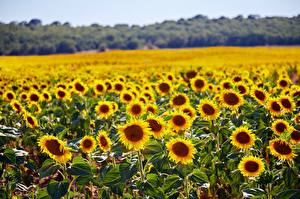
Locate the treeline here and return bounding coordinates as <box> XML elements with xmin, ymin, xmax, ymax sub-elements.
<box><xmin>0</xmin><ymin>15</ymin><xmax>300</xmax><ymax>55</ymax></box>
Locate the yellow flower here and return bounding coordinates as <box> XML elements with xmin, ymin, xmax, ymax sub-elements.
<box><xmin>169</xmin><ymin>111</ymin><xmax>191</xmax><ymax>132</ymax></box>
<box><xmin>23</xmin><ymin>112</ymin><xmax>38</xmax><ymax>128</ymax></box>
<box><xmin>220</xmin><ymin>90</ymin><xmax>244</xmax><ymax>110</ymax></box>
<box><xmin>120</xmin><ymin>91</ymin><xmax>135</xmax><ymax>104</ymax></box>
<box><xmin>238</xmin><ymin>156</ymin><xmax>265</xmax><ymax>177</ymax></box>
<box><xmin>290</xmin><ymin>129</ymin><xmax>300</xmax><ymax>144</ymax></box>
<box><xmin>266</xmin><ymin>98</ymin><xmax>283</xmax><ymax>117</ymax></box>
<box><xmin>190</xmin><ymin>76</ymin><xmax>206</xmax><ymax>92</ymax></box>
<box><xmin>3</xmin><ymin>90</ymin><xmax>16</xmax><ymax>102</ymax></box>
<box><xmin>73</xmin><ymin>79</ymin><xmax>87</xmax><ymax>95</ymax></box>
<box><xmin>166</xmin><ymin>138</ymin><xmax>195</xmax><ymax>165</ymax></box>
<box><xmin>230</xmin><ymin>126</ymin><xmax>255</xmax><ymax>150</ymax></box>
<box><xmin>118</xmin><ymin>119</ymin><xmax>150</xmax><ymax>150</ymax></box>
<box><xmin>271</xmin><ymin>119</ymin><xmax>291</xmax><ymax>136</ymax></box>
<box><xmin>279</xmin><ymin>95</ymin><xmax>295</xmax><ymax>113</ymax></box>
<box><xmin>198</xmin><ymin>99</ymin><xmax>219</xmax><ymax>121</ymax></box>
<box><xmin>79</xmin><ymin>135</ymin><xmax>97</xmax><ymax>154</ymax></box>
<box><xmin>180</xmin><ymin>105</ymin><xmax>196</xmax><ymax>121</ymax></box>
<box><xmin>126</xmin><ymin>101</ymin><xmax>145</xmax><ymax>118</ymax></box>
<box><xmin>97</xmin><ymin>131</ymin><xmax>112</xmax><ymax>152</ymax></box>
<box><xmin>269</xmin><ymin>139</ymin><xmax>295</xmax><ymax>160</ymax></box>
<box><xmin>10</xmin><ymin>100</ymin><xmax>24</xmax><ymax>113</ymax></box>
<box><xmin>95</xmin><ymin>101</ymin><xmax>114</xmax><ymax>119</ymax></box>
<box><xmin>38</xmin><ymin>135</ymin><xmax>72</xmax><ymax>164</ymax></box>
<box><xmin>146</xmin><ymin>115</ymin><xmax>166</xmax><ymax>139</ymax></box>
<box><xmin>251</xmin><ymin>87</ymin><xmax>268</xmax><ymax>105</ymax></box>
<box><xmin>156</xmin><ymin>80</ymin><xmax>172</xmax><ymax>96</ymax></box>
<box><xmin>170</xmin><ymin>93</ymin><xmax>189</xmax><ymax>108</ymax></box>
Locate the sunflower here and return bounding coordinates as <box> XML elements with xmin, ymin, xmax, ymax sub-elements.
<box><xmin>269</xmin><ymin>139</ymin><xmax>295</xmax><ymax>160</ymax></box>
<box><xmin>198</xmin><ymin>99</ymin><xmax>220</xmax><ymax>121</ymax></box>
<box><xmin>28</xmin><ymin>91</ymin><xmax>40</xmax><ymax>103</ymax></box>
<box><xmin>20</xmin><ymin>92</ymin><xmax>28</xmax><ymax>101</ymax></box>
<box><xmin>29</xmin><ymin>102</ymin><xmax>42</xmax><ymax>114</ymax></box>
<box><xmin>220</xmin><ymin>90</ymin><xmax>244</xmax><ymax>110</ymax></box>
<box><xmin>118</xmin><ymin>120</ymin><xmax>150</xmax><ymax>150</ymax></box>
<box><xmin>220</xmin><ymin>79</ymin><xmax>232</xmax><ymax>90</ymax></box>
<box><xmin>3</xmin><ymin>91</ymin><xmax>16</xmax><ymax>102</ymax></box>
<box><xmin>79</xmin><ymin>135</ymin><xmax>97</xmax><ymax>154</ymax></box>
<box><xmin>180</xmin><ymin>105</ymin><xmax>196</xmax><ymax>120</ymax></box>
<box><xmin>279</xmin><ymin>96</ymin><xmax>295</xmax><ymax>113</ymax></box>
<box><xmin>238</xmin><ymin>156</ymin><xmax>265</xmax><ymax>177</ymax></box>
<box><xmin>10</xmin><ymin>100</ymin><xmax>24</xmax><ymax>113</ymax></box>
<box><xmin>236</xmin><ymin>83</ymin><xmax>248</xmax><ymax>96</ymax></box>
<box><xmin>38</xmin><ymin>135</ymin><xmax>72</xmax><ymax>164</ymax></box>
<box><xmin>266</xmin><ymin>98</ymin><xmax>283</xmax><ymax>117</ymax></box>
<box><xmin>113</xmin><ymin>81</ymin><xmax>125</xmax><ymax>93</ymax></box>
<box><xmin>294</xmin><ymin>113</ymin><xmax>300</xmax><ymax>124</ymax></box>
<box><xmin>169</xmin><ymin>111</ymin><xmax>191</xmax><ymax>132</ymax></box>
<box><xmin>251</xmin><ymin>87</ymin><xmax>268</xmax><ymax>105</ymax></box>
<box><xmin>146</xmin><ymin>116</ymin><xmax>166</xmax><ymax>138</ymax></box>
<box><xmin>190</xmin><ymin>77</ymin><xmax>206</xmax><ymax>92</ymax></box>
<box><xmin>73</xmin><ymin>80</ymin><xmax>87</xmax><ymax>95</ymax></box>
<box><xmin>271</xmin><ymin>119</ymin><xmax>291</xmax><ymax>136</ymax></box>
<box><xmin>170</xmin><ymin>93</ymin><xmax>189</xmax><ymax>108</ymax></box>
<box><xmin>166</xmin><ymin>138</ymin><xmax>195</xmax><ymax>165</ymax></box>
<box><xmin>105</xmin><ymin>80</ymin><xmax>113</xmax><ymax>92</ymax></box>
<box><xmin>120</xmin><ymin>91</ymin><xmax>134</xmax><ymax>104</ymax></box>
<box><xmin>23</xmin><ymin>112</ymin><xmax>38</xmax><ymax>128</ymax></box>
<box><xmin>55</xmin><ymin>88</ymin><xmax>70</xmax><ymax>100</ymax></box>
<box><xmin>95</xmin><ymin>101</ymin><xmax>114</xmax><ymax>119</ymax></box>
<box><xmin>156</xmin><ymin>81</ymin><xmax>172</xmax><ymax>96</ymax></box>
<box><xmin>94</xmin><ymin>80</ymin><xmax>106</xmax><ymax>95</ymax></box>
<box><xmin>277</xmin><ymin>77</ymin><xmax>291</xmax><ymax>89</ymax></box>
<box><xmin>97</xmin><ymin>131</ymin><xmax>112</xmax><ymax>152</ymax></box>
<box><xmin>111</xmin><ymin>101</ymin><xmax>119</xmax><ymax>112</ymax></box>
<box><xmin>142</xmin><ymin>91</ymin><xmax>155</xmax><ymax>102</ymax></box>
<box><xmin>145</xmin><ymin>104</ymin><xmax>158</xmax><ymax>114</ymax></box>
<box><xmin>42</xmin><ymin>91</ymin><xmax>52</xmax><ymax>102</ymax></box>
<box><xmin>126</xmin><ymin>101</ymin><xmax>145</xmax><ymax>118</ymax></box>
<box><xmin>291</xmin><ymin>129</ymin><xmax>300</xmax><ymax>144</ymax></box>
<box><xmin>230</xmin><ymin>126</ymin><xmax>255</xmax><ymax>149</ymax></box>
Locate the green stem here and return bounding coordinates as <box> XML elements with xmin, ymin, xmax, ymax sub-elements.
<box><xmin>184</xmin><ymin>175</ymin><xmax>190</xmax><ymax>199</ymax></box>
<box><xmin>137</xmin><ymin>150</ymin><xmax>145</xmax><ymax>182</ymax></box>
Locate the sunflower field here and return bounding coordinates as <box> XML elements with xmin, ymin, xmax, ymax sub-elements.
<box><xmin>0</xmin><ymin>47</ymin><xmax>300</xmax><ymax>199</ymax></box>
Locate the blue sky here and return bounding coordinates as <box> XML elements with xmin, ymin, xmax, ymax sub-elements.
<box><xmin>0</xmin><ymin>0</ymin><xmax>299</xmax><ymax>26</ymax></box>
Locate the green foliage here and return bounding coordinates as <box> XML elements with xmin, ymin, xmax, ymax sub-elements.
<box><xmin>1</xmin><ymin>15</ymin><xmax>300</xmax><ymax>55</ymax></box>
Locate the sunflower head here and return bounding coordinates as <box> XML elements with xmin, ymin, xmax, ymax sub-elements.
<box><xmin>271</xmin><ymin>119</ymin><xmax>291</xmax><ymax>136</ymax></box>
<box><xmin>277</xmin><ymin>78</ymin><xmax>291</xmax><ymax>89</ymax></box>
<box><xmin>95</xmin><ymin>101</ymin><xmax>114</xmax><ymax>119</ymax></box>
<box><xmin>113</xmin><ymin>81</ymin><xmax>125</xmax><ymax>93</ymax></box>
<box><xmin>198</xmin><ymin>99</ymin><xmax>219</xmax><ymax>121</ymax></box>
<box><xmin>118</xmin><ymin>120</ymin><xmax>150</xmax><ymax>150</ymax></box>
<box><xmin>42</xmin><ymin>91</ymin><xmax>52</xmax><ymax>102</ymax></box>
<box><xmin>190</xmin><ymin>77</ymin><xmax>206</xmax><ymax>92</ymax></box>
<box><xmin>73</xmin><ymin>80</ymin><xmax>87</xmax><ymax>95</ymax></box>
<box><xmin>28</xmin><ymin>91</ymin><xmax>40</xmax><ymax>103</ymax></box>
<box><xmin>55</xmin><ymin>88</ymin><xmax>70</xmax><ymax>100</ymax></box>
<box><xmin>126</xmin><ymin>101</ymin><xmax>145</xmax><ymax>118</ymax></box>
<box><xmin>291</xmin><ymin>129</ymin><xmax>300</xmax><ymax>144</ymax></box>
<box><xmin>166</xmin><ymin>138</ymin><xmax>196</xmax><ymax>165</ymax></box>
<box><xmin>220</xmin><ymin>90</ymin><xmax>244</xmax><ymax>110</ymax></box>
<box><xmin>23</xmin><ymin>112</ymin><xmax>38</xmax><ymax>128</ymax></box>
<box><xmin>279</xmin><ymin>96</ymin><xmax>295</xmax><ymax>113</ymax></box>
<box><xmin>251</xmin><ymin>87</ymin><xmax>268</xmax><ymax>105</ymax></box>
<box><xmin>94</xmin><ymin>80</ymin><xmax>106</xmax><ymax>95</ymax></box>
<box><xmin>238</xmin><ymin>156</ymin><xmax>265</xmax><ymax>177</ymax></box>
<box><xmin>146</xmin><ymin>115</ymin><xmax>166</xmax><ymax>139</ymax></box>
<box><xmin>120</xmin><ymin>91</ymin><xmax>134</xmax><ymax>104</ymax></box>
<box><xmin>97</xmin><ymin>131</ymin><xmax>112</xmax><ymax>152</ymax></box>
<box><xmin>169</xmin><ymin>111</ymin><xmax>191</xmax><ymax>132</ymax></box>
<box><xmin>79</xmin><ymin>135</ymin><xmax>97</xmax><ymax>154</ymax></box>
<box><xmin>230</xmin><ymin>126</ymin><xmax>255</xmax><ymax>150</ymax></box>
<box><xmin>156</xmin><ymin>81</ymin><xmax>172</xmax><ymax>96</ymax></box>
<box><xmin>236</xmin><ymin>83</ymin><xmax>248</xmax><ymax>96</ymax></box>
<box><xmin>170</xmin><ymin>93</ymin><xmax>189</xmax><ymax>108</ymax></box>
<box><xmin>10</xmin><ymin>100</ymin><xmax>24</xmax><ymax>113</ymax></box>
<box><xmin>3</xmin><ymin>91</ymin><xmax>16</xmax><ymax>102</ymax></box>
<box><xmin>266</xmin><ymin>98</ymin><xmax>283</xmax><ymax>117</ymax></box>
<box><xmin>269</xmin><ymin>139</ymin><xmax>295</xmax><ymax>160</ymax></box>
<box><xmin>146</xmin><ymin>104</ymin><xmax>158</xmax><ymax>115</ymax></box>
<box><xmin>38</xmin><ymin>135</ymin><xmax>72</xmax><ymax>164</ymax></box>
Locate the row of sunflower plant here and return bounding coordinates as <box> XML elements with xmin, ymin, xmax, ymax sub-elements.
<box><xmin>0</xmin><ymin>65</ymin><xmax>300</xmax><ymax>199</ymax></box>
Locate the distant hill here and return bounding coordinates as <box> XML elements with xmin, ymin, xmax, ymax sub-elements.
<box><xmin>0</xmin><ymin>14</ymin><xmax>300</xmax><ymax>55</ymax></box>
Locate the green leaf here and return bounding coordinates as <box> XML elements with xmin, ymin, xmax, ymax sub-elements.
<box><xmin>102</xmin><ymin>165</ymin><xmax>121</xmax><ymax>185</ymax></box>
<box><xmin>242</xmin><ymin>188</ymin><xmax>266</xmax><ymax>198</ymax></box>
<box><xmin>189</xmin><ymin>169</ymin><xmax>209</xmax><ymax>185</ymax></box>
<box><xmin>67</xmin><ymin>156</ymin><xmax>92</xmax><ymax>176</ymax></box>
<box><xmin>276</xmin><ymin>189</ymin><xmax>300</xmax><ymax>199</ymax></box>
<box><xmin>3</xmin><ymin>148</ymin><xmax>16</xmax><ymax>164</ymax></box>
<box><xmin>119</xmin><ymin>161</ymin><xmax>138</xmax><ymax>182</ymax></box>
<box><xmin>47</xmin><ymin>180</ymin><xmax>69</xmax><ymax>199</ymax></box>
<box><xmin>39</xmin><ymin>159</ymin><xmax>60</xmax><ymax>178</ymax></box>
<box><xmin>163</xmin><ymin>174</ymin><xmax>182</xmax><ymax>193</ymax></box>
<box><xmin>146</xmin><ymin>173</ymin><xmax>160</xmax><ymax>187</ymax></box>
<box><xmin>37</xmin><ymin>188</ymin><xmax>51</xmax><ymax>199</ymax></box>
